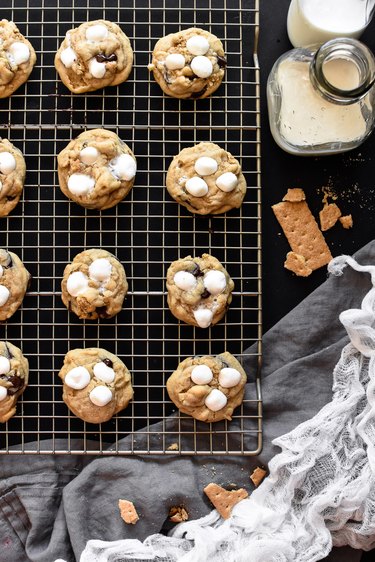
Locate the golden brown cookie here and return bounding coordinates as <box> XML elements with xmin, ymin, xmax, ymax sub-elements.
<box><xmin>58</xmin><ymin>347</ymin><xmax>133</xmax><ymax>424</ymax></box>
<box><xmin>166</xmin><ymin>253</ymin><xmax>234</xmax><ymax>328</ymax></box>
<box><xmin>57</xmin><ymin>129</ymin><xmax>136</xmax><ymax>210</ymax></box>
<box><xmin>0</xmin><ymin>19</ymin><xmax>36</xmax><ymax>98</ymax></box>
<box><xmin>61</xmin><ymin>248</ymin><xmax>128</xmax><ymax>320</ymax></box>
<box><xmin>55</xmin><ymin>20</ymin><xmax>133</xmax><ymax>94</ymax></box>
<box><xmin>0</xmin><ymin>249</ymin><xmax>30</xmax><ymax>322</ymax></box>
<box><xmin>166</xmin><ymin>142</ymin><xmax>246</xmax><ymax>215</ymax></box>
<box><xmin>149</xmin><ymin>27</ymin><xmax>226</xmax><ymax>99</ymax></box>
<box><xmin>166</xmin><ymin>352</ymin><xmax>247</xmax><ymax>423</ymax></box>
<box><xmin>0</xmin><ymin>341</ymin><xmax>29</xmax><ymax>423</ymax></box>
<box><xmin>0</xmin><ymin>138</ymin><xmax>26</xmax><ymax>217</ymax></box>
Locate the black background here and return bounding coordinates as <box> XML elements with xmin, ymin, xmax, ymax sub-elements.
<box><xmin>260</xmin><ymin>0</ymin><xmax>375</xmax><ymax>334</ymax></box>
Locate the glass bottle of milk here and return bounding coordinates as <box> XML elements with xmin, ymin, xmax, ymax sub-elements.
<box><xmin>267</xmin><ymin>38</ymin><xmax>375</xmax><ymax>155</ymax></box>
<box><xmin>287</xmin><ymin>0</ymin><xmax>375</xmax><ymax>48</ymax></box>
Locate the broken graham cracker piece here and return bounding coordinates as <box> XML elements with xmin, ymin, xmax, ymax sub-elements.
<box><xmin>203</xmin><ymin>483</ymin><xmax>248</xmax><ymax>519</ymax></box>
<box><xmin>250</xmin><ymin>467</ymin><xmax>267</xmax><ymax>487</ymax></box>
<box><xmin>169</xmin><ymin>506</ymin><xmax>189</xmax><ymax>523</ymax></box>
<box><xmin>284</xmin><ymin>252</ymin><xmax>312</xmax><ymax>278</ymax></box>
<box><xmin>339</xmin><ymin>214</ymin><xmax>353</xmax><ymax>229</ymax></box>
<box><xmin>272</xmin><ymin>191</ymin><xmax>332</xmax><ymax>275</ymax></box>
<box><xmin>282</xmin><ymin>188</ymin><xmax>306</xmax><ymax>202</ymax></box>
<box><xmin>319</xmin><ymin>203</ymin><xmax>342</xmax><ymax>231</ymax></box>
<box><xmin>118</xmin><ymin>499</ymin><xmax>139</xmax><ymax>525</ymax></box>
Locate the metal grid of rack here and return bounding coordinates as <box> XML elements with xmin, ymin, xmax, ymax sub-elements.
<box><xmin>0</xmin><ymin>0</ymin><xmax>261</xmax><ymax>455</ymax></box>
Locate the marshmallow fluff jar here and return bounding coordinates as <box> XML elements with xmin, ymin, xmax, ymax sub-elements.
<box><xmin>267</xmin><ymin>38</ymin><xmax>375</xmax><ymax>155</ymax></box>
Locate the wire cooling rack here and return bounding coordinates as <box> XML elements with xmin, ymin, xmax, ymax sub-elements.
<box><xmin>0</xmin><ymin>0</ymin><xmax>261</xmax><ymax>455</ymax></box>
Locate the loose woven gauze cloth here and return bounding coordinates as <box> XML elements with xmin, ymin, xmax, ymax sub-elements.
<box><xmin>79</xmin><ymin>254</ymin><xmax>375</xmax><ymax>562</ymax></box>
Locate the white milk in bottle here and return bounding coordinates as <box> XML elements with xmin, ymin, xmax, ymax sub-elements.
<box><xmin>287</xmin><ymin>0</ymin><xmax>374</xmax><ymax>48</ymax></box>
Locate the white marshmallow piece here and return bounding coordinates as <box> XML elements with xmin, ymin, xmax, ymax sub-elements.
<box><xmin>66</xmin><ymin>271</ymin><xmax>89</xmax><ymax>297</ymax></box>
<box><xmin>80</xmin><ymin>146</ymin><xmax>99</xmax><ymax>165</ymax></box>
<box><xmin>0</xmin><ymin>356</ymin><xmax>11</xmax><ymax>375</ymax></box>
<box><xmin>89</xmin><ymin>385</ymin><xmax>113</xmax><ymax>407</ymax></box>
<box><xmin>89</xmin><ymin>58</ymin><xmax>106</xmax><ymax>79</ymax></box>
<box><xmin>165</xmin><ymin>53</ymin><xmax>185</xmax><ymax>70</ymax></box>
<box><xmin>186</xmin><ymin>35</ymin><xmax>210</xmax><ymax>56</ymax></box>
<box><xmin>185</xmin><ymin>177</ymin><xmax>208</xmax><ymax>197</ymax></box>
<box><xmin>205</xmin><ymin>388</ymin><xmax>227</xmax><ymax>412</ymax></box>
<box><xmin>60</xmin><ymin>47</ymin><xmax>77</xmax><ymax>68</ymax></box>
<box><xmin>89</xmin><ymin>258</ymin><xmax>112</xmax><ymax>283</ymax></box>
<box><xmin>173</xmin><ymin>270</ymin><xmax>197</xmax><ymax>291</ymax></box>
<box><xmin>67</xmin><ymin>173</ymin><xmax>95</xmax><ymax>196</ymax></box>
<box><xmin>193</xmin><ymin>307</ymin><xmax>213</xmax><ymax>328</ymax></box>
<box><xmin>191</xmin><ymin>364</ymin><xmax>213</xmax><ymax>385</ymax></box>
<box><xmin>219</xmin><ymin>367</ymin><xmax>242</xmax><ymax>388</ymax></box>
<box><xmin>65</xmin><ymin>366</ymin><xmax>91</xmax><ymax>390</ymax></box>
<box><xmin>93</xmin><ymin>362</ymin><xmax>115</xmax><ymax>384</ymax></box>
<box><xmin>194</xmin><ymin>156</ymin><xmax>218</xmax><ymax>176</ymax></box>
<box><xmin>85</xmin><ymin>24</ymin><xmax>109</xmax><ymax>42</ymax></box>
<box><xmin>190</xmin><ymin>56</ymin><xmax>213</xmax><ymax>78</ymax></box>
<box><xmin>7</xmin><ymin>41</ymin><xmax>30</xmax><ymax>65</ymax></box>
<box><xmin>0</xmin><ymin>152</ymin><xmax>16</xmax><ymax>175</ymax></box>
<box><xmin>216</xmin><ymin>172</ymin><xmax>238</xmax><ymax>193</ymax></box>
<box><xmin>109</xmin><ymin>154</ymin><xmax>136</xmax><ymax>181</ymax></box>
<box><xmin>0</xmin><ymin>285</ymin><xmax>10</xmax><ymax>306</ymax></box>
<box><xmin>0</xmin><ymin>265</ymin><xmax>3</xmax><ymax>278</ymax></box>
<box><xmin>203</xmin><ymin>270</ymin><xmax>226</xmax><ymax>296</ymax></box>
<box><xmin>0</xmin><ymin>386</ymin><xmax>7</xmax><ymax>402</ymax></box>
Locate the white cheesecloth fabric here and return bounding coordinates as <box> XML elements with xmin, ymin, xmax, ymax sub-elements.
<box><xmin>79</xmin><ymin>255</ymin><xmax>375</xmax><ymax>562</ymax></box>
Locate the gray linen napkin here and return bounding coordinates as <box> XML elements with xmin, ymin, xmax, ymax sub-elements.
<box><xmin>2</xmin><ymin>241</ymin><xmax>375</xmax><ymax>562</ymax></box>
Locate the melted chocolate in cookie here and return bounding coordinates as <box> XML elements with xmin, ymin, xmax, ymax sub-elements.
<box><xmin>95</xmin><ymin>53</ymin><xmax>117</xmax><ymax>63</ymax></box>
<box><xmin>103</xmin><ymin>358</ymin><xmax>113</xmax><ymax>368</ymax></box>
<box><xmin>217</xmin><ymin>55</ymin><xmax>227</xmax><ymax>68</ymax></box>
<box><xmin>201</xmin><ymin>288</ymin><xmax>211</xmax><ymax>299</ymax></box>
<box><xmin>0</xmin><ymin>372</ymin><xmax>24</xmax><ymax>395</ymax></box>
<box><xmin>191</xmin><ymin>263</ymin><xmax>204</xmax><ymax>277</ymax></box>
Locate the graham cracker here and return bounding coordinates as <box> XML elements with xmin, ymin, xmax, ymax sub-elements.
<box><xmin>118</xmin><ymin>499</ymin><xmax>139</xmax><ymax>525</ymax></box>
<box><xmin>319</xmin><ymin>203</ymin><xmax>342</xmax><ymax>231</ymax></box>
<box><xmin>284</xmin><ymin>252</ymin><xmax>312</xmax><ymax>277</ymax></box>
<box><xmin>339</xmin><ymin>214</ymin><xmax>353</xmax><ymax>229</ymax></box>
<box><xmin>282</xmin><ymin>188</ymin><xmax>306</xmax><ymax>202</ymax></box>
<box><xmin>272</xmin><ymin>197</ymin><xmax>332</xmax><ymax>273</ymax></box>
<box><xmin>250</xmin><ymin>466</ymin><xmax>267</xmax><ymax>487</ymax></box>
<box><xmin>203</xmin><ymin>483</ymin><xmax>248</xmax><ymax>519</ymax></box>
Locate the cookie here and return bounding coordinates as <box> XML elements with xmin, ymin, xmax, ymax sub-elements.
<box><xmin>149</xmin><ymin>27</ymin><xmax>226</xmax><ymax>99</ymax></box>
<box><xmin>61</xmin><ymin>248</ymin><xmax>128</xmax><ymax>320</ymax></box>
<box><xmin>58</xmin><ymin>347</ymin><xmax>133</xmax><ymax>424</ymax></box>
<box><xmin>57</xmin><ymin>129</ymin><xmax>136</xmax><ymax>210</ymax></box>
<box><xmin>166</xmin><ymin>351</ymin><xmax>247</xmax><ymax>423</ymax></box>
<box><xmin>0</xmin><ymin>341</ymin><xmax>29</xmax><ymax>423</ymax></box>
<box><xmin>166</xmin><ymin>142</ymin><xmax>246</xmax><ymax>215</ymax></box>
<box><xmin>166</xmin><ymin>253</ymin><xmax>234</xmax><ymax>328</ymax></box>
<box><xmin>0</xmin><ymin>138</ymin><xmax>26</xmax><ymax>217</ymax></box>
<box><xmin>55</xmin><ymin>19</ymin><xmax>133</xmax><ymax>94</ymax></box>
<box><xmin>0</xmin><ymin>19</ymin><xmax>37</xmax><ymax>98</ymax></box>
<box><xmin>0</xmin><ymin>249</ymin><xmax>30</xmax><ymax>322</ymax></box>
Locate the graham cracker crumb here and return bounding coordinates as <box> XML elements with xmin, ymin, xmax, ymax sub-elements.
<box><xmin>118</xmin><ymin>499</ymin><xmax>139</xmax><ymax>525</ymax></box>
<box><xmin>319</xmin><ymin>203</ymin><xmax>342</xmax><ymax>231</ymax></box>
<box><xmin>284</xmin><ymin>252</ymin><xmax>312</xmax><ymax>277</ymax></box>
<box><xmin>250</xmin><ymin>467</ymin><xmax>267</xmax><ymax>487</ymax></box>
<box><xmin>169</xmin><ymin>506</ymin><xmax>189</xmax><ymax>523</ymax></box>
<box><xmin>204</xmin><ymin>483</ymin><xmax>248</xmax><ymax>519</ymax></box>
<box><xmin>282</xmin><ymin>188</ymin><xmax>306</xmax><ymax>202</ymax></box>
<box><xmin>167</xmin><ymin>442</ymin><xmax>179</xmax><ymax>451</ymax></box>
<box><xmin>339</xmin><ymin>214</ymin><xmax>353</xmax><ymax>229</ymax></box>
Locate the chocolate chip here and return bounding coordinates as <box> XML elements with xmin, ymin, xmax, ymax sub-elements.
<box><xmin>103</xmin><ymin>358</ymin><xmax>113</xmax><ymax>368</ymax></box>
<box><xmin>190</xmin><ymin>86</ymin><xmax>208</xmax><ymax>99</ymax></box>
<box><xmin>201</xmin><ymin>289</ymin><xmax>211</xmax><ymax>299</ymax></box>
<box><xmin>95</xmin><ymin>53</ymin><xmax>117</xmax><ymax>63</ymax></box>
<box><xmin>96</xmin><ymin>306</ymin><xmax>109</xmax><ymax>318</ymax></box>
<box><xmin>5</xmin><ymin>374</ymin><xmax>24</xmax><ymax>395</ymax></box>
<box><xmin>217</xmin><ymin>55</ymin><xmax>227</xmax><ymax>68</ymax></box>
<box><xmin>191</xmin><ymin>263</ymin><xmax>203</xmax><ymax>277</ymax></box>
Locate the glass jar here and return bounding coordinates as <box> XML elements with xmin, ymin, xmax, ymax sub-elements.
<box><xmin>267</xmin><ymin>38</ymin><xmax>375</xmax><ymax>156</ymax></box>
<box><xmin>287</xmin><ymin>0</ymin><xmax>375</xmax><ymax>48</ymax></box>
